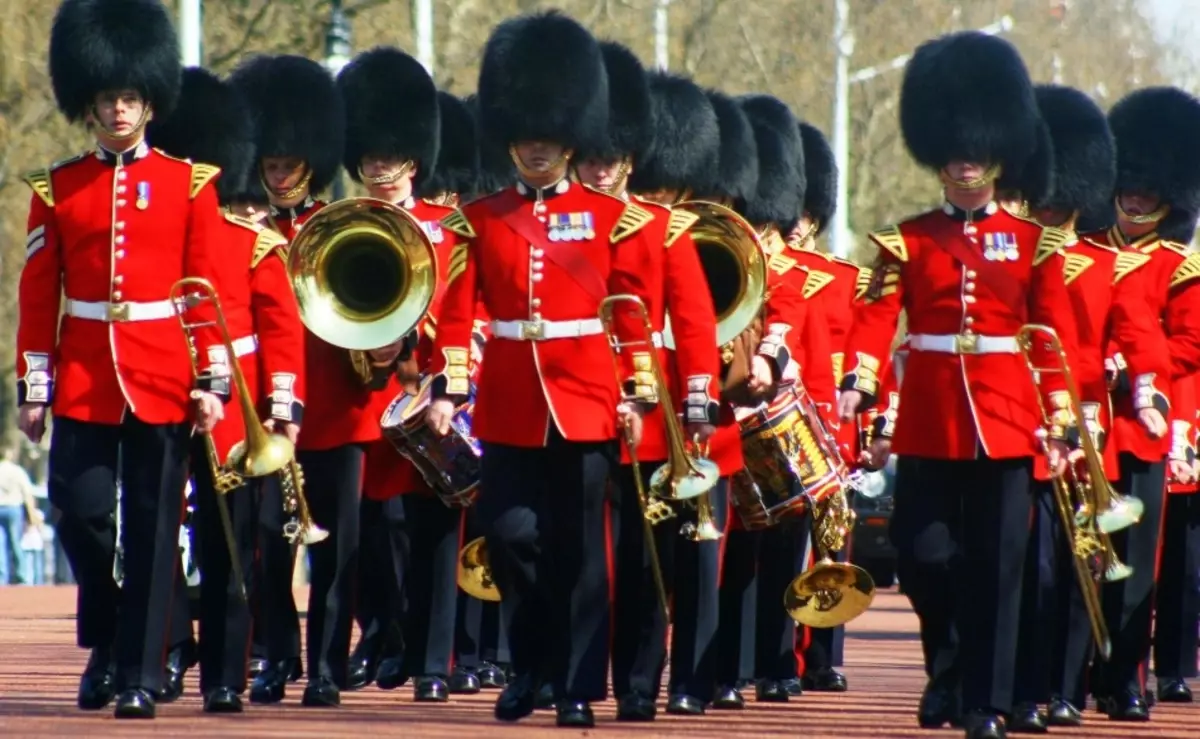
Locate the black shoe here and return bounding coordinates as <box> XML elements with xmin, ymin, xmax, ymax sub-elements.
<box><xmin>158</xmin><ymin>641</ymin><xmax>197</xmax><ymax>704</ymax></box>
<box><xmin>113</xmin><ymin>688</ymin><xmax>156</xmax><ymax>719</ymax></box>
<box><xmin>448</xmin><ymin>666</ymin><xmax>481</xmax><ymax>694</ymax></box>
<box><xmin>1046</xmin><ymin>697</ymin><xmax>1082</xmax><ymax>727</ymax></box>
<box><xmin>666</xmin><ymin>693</ymin><xmax>705</xmax><ymax>715</ymax></box>
<box><xmin>555</xmin><ymin>700</ymin><xmax>595</xmax><ymax>728</ymax></box>
<box><xmin>782</xmin><ymin>677</ymin><xmax>804</xmax><ymax>696</ymax></box>
<box><xmin>1104</xmin><ymin>689</ymin><xmax>1149</xmax><ymax>721</ymax></box>
<box><xmin>711</xmin><ymin>685</ymin><xmax>745</xmax><ymax>710</ymax></box>
<box><xmin>494</xmin><ymin>674</ymin><xmax>536</xmax><ymax>722</ymax></box>
<box><xmin>755</xmin><ymin>679</ymin><xmax>789</xmax><ymax>702</ymax></box>
<box><xmin>802</xmin><ymin>667</ymin><xmax>847</xmax><ymax>692</ymax></box>
<box><xmin>1007</xmin><ymin>702</ymin><xmax>1047</xmax><ymax>734</ymax></box>
<box><xmin>533</xmin><ymin>681</ymin><xmax>556</xmax><ymax>710</ymax></box>
<box><xmin>918</xmin><ymin>680</ymin><xmax>961</xmax><ymax>729</ymax></box>
<box><xmin>78</xmin><ymin>646</ymin><xmax>116</xmax><ymax>711</ymax></box>
<box><xmin>347</xmin><ymin>636</ymin><xmax>379</xmax><ymax>691</ymax></box>
<box><xmin>203</xmin><ymin>687</ymin><xmax>244</xmax><ymax>714</ymax></box>
<box><xmin>1157</xmin><ymin>678</ymin><xmax>1193</xmax><ymax>703</ymax></box>
<box><xmin>249</xmin><ymin>660</ymin><xmax>291</xmax><ymax>704</ymax></box>
<box><xmin>375</xmin><ymin>657</ymin><xmax>409</xmax><ymax>691</ymax></box>
<box><xmin>616</xmin><ymin>692</ymin><xmax>657</xmax><ymax>721</ymax></box>
<box><xmin>247</xmin><ymin>658</ymin><xmax>269</xmax><ymax>679</ymax></box>
<box><xmin>476</xmin><ymin>661</ymin><xmax>507</xmax><ymax>689</ymax></box>
<box><xmin>414</xmin><ymin>676</ymin><xmax>449</xmax><ymax>702</ymax></box>
<box><xmin>962</xmin><ymin>710</ymin><xmax>1005</xmax><ymax>739</ymax></box>
<box><xmin>301</xmin><ymin>676</ymin><xmax>341</xmax><ymax>707</ymax></box>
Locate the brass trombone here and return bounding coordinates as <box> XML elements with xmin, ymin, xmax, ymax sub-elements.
<box><xmin>1016</xmin><ymin>323</ymin><xmax>1133</xmax><ymax>661</ymax></box>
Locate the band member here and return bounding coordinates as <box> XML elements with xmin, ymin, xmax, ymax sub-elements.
<box><xmin>19</xmin><ymin>0</ymin><xmax>224</xmax><ymax>718</ymax></box>
<box><xmin>228</xmin><ymin>54</ymin><xmax>355</xmax><ymax>708</ymax></box>
<box><xmin>578</xmin><ymin>55</ymin><xmax>722</xmax><ymax>719</ymax></box>
<box><xmin>837</xmin><ymin>33</ymin><xmax>1079</xmax><ymax>739</ymax></box>
<box><xmin>425</xmin><ymin>11</ymin><xmax>655</xmax><ymax>727</ymax></box>
<box><xmin>1095</xmin><ymin>86</ymin><xmax>1200</xmax><ymax>720</ymax></box>
<box><xmin>146</xmin><ymin>66</ymin><xmax>306</xmax><ymax>713</ymax></box>
<box><xmin>1004</xmin><ymin>84</ymin><xmax>1118</xmax><ymax>732</ymax></box>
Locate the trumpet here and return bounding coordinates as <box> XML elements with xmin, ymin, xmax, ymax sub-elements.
<box><xmin>280</xmin><ymin>459</ymin><xmax>328</xmax><ymax>546</ymax></box>
<box><xmin>1016</xmin><ymin>324</ymin><xmax>1133</xmax><ymax>660</ymax></box>
<box><xmin>599</xmin><ymin>295</ymin><xmax>723</xmax><ymax>542</ymax></box>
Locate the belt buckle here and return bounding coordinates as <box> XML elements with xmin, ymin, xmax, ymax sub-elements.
<box><xmin>107</xmin><ymin>302</ymin><xmax>130</xmax><ymax>322</ymax></box>
<box><xmin>955</xmin><ymin>333</ymin><xmax>979</xmax><ymax>355</ymax></box>
<box><xmin>521</xmin><ymin>319</ymin><xmax>545</xmax><ymax>341</ymax></box>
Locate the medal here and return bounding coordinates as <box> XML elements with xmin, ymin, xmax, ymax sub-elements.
<box><xmin>136</xmin><ymin>182</ymin><xmax>150</xmax><ymax>210</ymax></box>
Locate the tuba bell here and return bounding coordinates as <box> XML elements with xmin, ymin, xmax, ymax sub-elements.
<box><xmin>288</xmin><ymin>197</ymin><xmax>439</xmax><ymax>359</ymax></box>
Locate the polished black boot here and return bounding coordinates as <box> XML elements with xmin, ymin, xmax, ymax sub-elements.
<box><xmin>1007</xmin><ymin>702</ymin><xmax>1047</xmax><ymax>734</ymax></box>
<box><xmin>962</xmin><ymin>710</ymin><xmax>1005</xmax><ymax>739</ymax></box>
<box><xmin>1102</xmin><ymin>688</ymin><xmax>1150</xmax><ymax>721</ymax></box>
<box><xmin>249</xmin><ymin>659</ymin><xmax>297</xmax><ymax>704</ymax></box>
<box><xmin>711</xmin><ymin>684</ymin><xmax>745</xmax><ymax>710</ymax></box>
<box><xmin>77</xmin><ymin>646</ymin><xmax>116</xmax><ymax>711</ymax></box>
<box><xmin>203</xmin><ymin>687</ymin><xmax>244</xmax><ymax>713</ymax></box>
<box><xmin>301</xmin><ymin>675</ymin><xmax>341</xmax><ymax>707</ymax></box>
<box><xmin>113</xmin><ymin>687</ymin><xmax>156</xmax><ymax>719</ymax></box>
<box><xmin>476</xmin><ymin>661</ymin><xmax>507</xmax><ymax>689</ymax></box>
<box><xmin>755</xmin><ymin>679</ymin><xmax>790</xmax><ymax>702</ymax></box>
<box><xmin>616</xmin><ymin>692</ymin><xmax>657</xmax><ymax>721</ymax></box>
<box><xmin>158</xmin><ymin>640</ymin><xmax>198</xmax><ymax>703</ymax></box>
<box><xmin>1157</xmin><ymin>678</ymin><xmax>1194</xmax><ymax>703</ymax></box>
<box><xmin>346</xmin><ymin>636</ymin><xmax>379</xmax><ymax>691</ymax></box>
<box><xmin>666</xmin><ymin>693</ymin><xmax>706</xmax><ymax>715</ymax></box>
<box><xmin>447</xmin><ymin>665</ymin><xmax>481</xmax><ymax>694</ymax></box>
<box><xmin>494</xmin><ymin>673</ymin><xmax>536</xmax><ymax>722</ymax></box>
<box><xmin>375</xmin><ymin>656</ymin><xmax>409</xmax><ymax>691</ymax></box>
<box><xmin>1046</xmin><ymin>697</ymin><xmax>1082</xmax><ymax>727</ymax></box>
<box><xmin>555</xmin><ymin>700</ymin><xmax>595</xmax><ymax>728</ymax></box>
<box><xmin>802</xmin><ymin>666</ymin><xmax>848</xmax><ymax>692</ymax></box>
<box><xmin>414</xmin><ymin>676</ymin><xmax>450</xmax><ymax>702</ymax></box>
<box><xmin>917</xmin><ymin>679</ymin><xmax>962</xmax><ymax>728</ymax></box>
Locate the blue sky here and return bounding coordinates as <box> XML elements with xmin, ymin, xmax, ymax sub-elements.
<box><xmin>1146</xmin><ymin>0</ymin><xmax>1200</xmax><ymax>81</ymax></box>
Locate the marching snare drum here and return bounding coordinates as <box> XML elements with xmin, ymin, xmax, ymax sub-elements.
<box><xmin>381</xmin><ymin>375</ymin><xmax>482</xmax><ymax>508</ymax></box>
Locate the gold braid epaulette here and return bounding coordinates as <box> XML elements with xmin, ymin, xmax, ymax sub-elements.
<box><xmin>251</xmin><ymin>229</ymin><xmax>290</xmax><ymax>269</ymax></box>
<box><xmin>1170</xmin><ymin>252</ymin><xmax>1200</xmax><ymax>290</ymax></box>
<box><xmin>190</xmin><ymin>163</ymin><xmax>221</xmax><ymax>200</ymax></box>
<box><xmin>1033</xmin><ymin>226</ymin><xmax>1070</xmax><ymax>267</ymax></box>
<box><xmin>1113</xmin><ymin>251</ymin><xmax>1152</xmax><ymax>285</ymax></box>
<box><xmin>854</xmin><ymin>266</ymin><xmax>873</xmax><ymax>300</ymax></box>
<box><xmin>802</xmin><ymin>270</ymin><xmax>835</xmax><ymax>299</ymax></box>
<box><xmin>664</xmin><ymin>209</ymin><xmax>700</xmax><ymax>247</ymax></box>
<box><xmin>440</xmin><ymin>208</ymin><xmax>476</xmax><ymax>239</ymax></box>
<box><xmin>610</xmin><ymin>201</ymin><xmax>654</xmax><ymax>243</ymax></box>
<box><xmin>1061</xmin><ymin>253</ymin><xmax>1095</xmax><ymax>286</ymax></box>
<box><xmin>868</xmin><ymin>226</ymin><xmax>908</xmax><ymax>262</ymax></box>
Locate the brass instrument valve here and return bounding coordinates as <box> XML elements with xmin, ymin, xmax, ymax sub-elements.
<box><xmin>623</xmin><ymin>351</ymin><xmax>660</xmax><ymax>406</ymax></box>
<box><xmin>1046</xmin><ymin>390</ymin><xmax>1078</xmax><ymax>444</ymax></box>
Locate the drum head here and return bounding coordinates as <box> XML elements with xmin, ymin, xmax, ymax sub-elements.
<box><xmin>381</xmin><ymin>375</ymin><xmax>434</xmax><ymax>431</ymax></box>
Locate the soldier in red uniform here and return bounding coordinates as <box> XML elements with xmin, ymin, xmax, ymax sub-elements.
<box><xmin>1092</xmin><ymin>86</ymin><xmax>1200</xmax><ymax>720</ymax></box>
<box><xmin>18</xmin><ymin>0</ymin><xmax>225</xmax><ymax>718</ymax></box>
<box><xmin>146</xmin><ymin>66</ymin><xmax>306</xmax><ymax>714</ymax></box>
<box><xmin>226</xmin><ymin>54</ymin><xmax>351</xmax><ymax>707</ymax></box>
<box><xmin>836</xmin><ymin>34</ymin><xmax>1079</xmax><ymax>739</ymax></box>
<box><xmin>425</xmin><ymin>12</ymin><xmax>655</xmax><ymax>727</ymax></box>
<box><xmin>574</xmin><ymin>52</ymin><xmax>722</xmax><ymax>720</ymax></box>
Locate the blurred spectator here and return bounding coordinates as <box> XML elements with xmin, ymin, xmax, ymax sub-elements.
<box><xmin>0</xmin><ymin>447</ymin><xmax>36</xmax><ymax>585</ymax></box>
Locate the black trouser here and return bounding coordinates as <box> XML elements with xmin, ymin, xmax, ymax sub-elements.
<box><xmin>360</xmin><ymin>492</ymin><xmax>463</xmax><ymax>678</ymax></box>
<box><xmin>611</xmin><ymin>465</ymin><xmax>728</xmax><ymax>700</ymax></box>
<box><xmin>250</xmin><ymin>475</ymin><xmax>301</xmax><ymax>665</ymax></box>
<box><xmin>1095</xmin><ymin>453</ymin><xmax>1166</xmax><ymax>696</ymax></box>
<box><xmin>890</xmin><ymin>455</ymin><xmax>1033</xmax><ymax>715</ymax></box>
<box><xmin>455</xmin><ymin>510</ymin><xmax>509</xmax><ymax>669</ymax></box>
<box><xmin>804</xmin><ymin>535</ymin><xmax>848</xmax><ymax>673</ymax></box>
<box><xmin>1153</xmin><ymin>492</ymin><xmax>1200</xmax><ymax>681</ymax></box>
<box><xmin>49</xmin><ymin>415</ymin><xmax>191</xmax><ymax>693</ymax></box>
<box><xmin>476</xmin><ymin>430</ymin><xmax>614</xmax><ymax>703</ymax></box>
<box><xmin>356</xmin><ymin>498</ymin><xmax>404</xmax><ymax>663</ymax></box>
<box><xmin>716</xmin><ymin>527</ymin><xmax>759</xmax><ymax>687</ymax></box>
<box><xmin>299</xmin><ymin>444</ymin><xmax>364</xmax><ymax>687</ymax></box>
<box><xmin>191</xmin><ymin>440</ymin><xmax>259</xmax><ymax>693</ymax></box>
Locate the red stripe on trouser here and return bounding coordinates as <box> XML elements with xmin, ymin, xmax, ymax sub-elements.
<box><xmin>793</xmin><ymin>543</ymin><xmax>815</xmax><ymax>677</ymax></box>
<box><xmin>604</xmin><ymin>492</ymin><xmax>616</xmax><ymax>647</ymax></box>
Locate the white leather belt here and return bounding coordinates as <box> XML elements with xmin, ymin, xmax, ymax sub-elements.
<box><xmin>490</xmin><ymin>318</ymin><xmax>604</xmax><ymax>341</ymax></box>
<box><xmin>909</xmin><ymin>333</ymin><xmax>1018</xmax><ymax>355</ymax></box>
<box><xmin>64</xmin><ymin>298</ymin><xmax>175</xmax><ymax>323</ymax></box>
<box><xmin>231</xmin><ymin>334</ymin><xmax>258</xmax><ymax>357</ymax></box>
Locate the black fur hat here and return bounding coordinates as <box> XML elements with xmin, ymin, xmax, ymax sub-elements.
<box><xmin>145</xmin><ymin>68</ymin><xmax>255</xmax><ymax>207</ymax></box>
<box><xmin>577</xmin><ymin>41</ymin><xmax>652</xmax><ymax>162</ymax></box>
<box><xmin>995</xmin><ymin>119</ymin><xmax>1055</xmax><ymax>208</ymax></box>
<box><xmin>1033</xmin><ymin>85</ymin><xmax>1115</xmax><ymax>216</ymax></box>
<box><xmin>49</xmin><ymin>0</ymin><xmax>181</xmax><ymax>122</ymax></box>
<box><xmin>900</xmin><ymin>32</ymin><xmax>1039</xmax><ymax>174</ymax></box>
<box><xmin>627</xmin><ymin>72</ymin><xmax>720</xmax><ymax>195</ymax></box>
<box><xmin>338</xmin><ymin>47</ymin><xmax>440</xmax><ymax>188</ymax></box>
<box><xmin>797</xmin><ymin>122</ymin><xmax>837</xmax><ymax>233</ymax></box>
<box><xmin>464</xmin><ymin>93</ymin><xmax>516</xmax><ymax>196</ymax></box>
<box><xmin>227</xmin><ymin>54</ymin><xmax>346</xmax><ymax>195</ymax></box>
<box><xmin>477</xmin><ymin>11</ymin><xmax>608</xmax><ymax>153</ymax></box>
<box><xmin>1109</xmin><ymin>86</ymin><xmax>1200</xmax><ymax>241</ymax></box>
<box><xmin>419</xmin><ymin>91</ymin><xmax>480</xmax><ymax>198</ymax></box>
<box><xmin>704</xmin><ymin>90</ymin><xmax>759</xmax><ymax>204</ymax></box>
<box><xmin>738</xmin><ymin>95</ymin><xmax>804</xmax><ymax>231</ymax></box>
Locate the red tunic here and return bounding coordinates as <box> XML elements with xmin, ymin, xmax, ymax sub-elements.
<box><xmin>842</xmin><ymin>204</ymin><xmax>1080</xmax><ymax>461</ymax></box>
<box><xmin>16</xmin><ymin>145</ymin><xmax>223</xmax><ymax>425</ymax></box>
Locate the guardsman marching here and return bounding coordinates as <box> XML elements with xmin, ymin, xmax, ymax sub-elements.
<box><xmin>836</xmin><ymin>33</ymin><xmax>1079</xmax><ymax>739</ymax></box>
<box><xmin>146</xmin><ymin>66</ymin><xmax>306</xmax><ymax>714</ymax></box>
<box><xmin>1094</xmin><ymin>86</ymin><xmax>1200</xmax><ymax>720</ymax></box>
<box><xmin>425</xmin><ymin>11</ymin><xmax>655</xmax><ymax>727</ymax></box>
<box><xmin>575</xmin><ymin>53</ymin><xmax>721</xmax><ymax>720</ymax></box>
<box><xmin>18</xmin><ymin>0</ymin><xmax>225</xmax><ymax>718</ymax></box>
<box><xmin>227</xmin><ymin>54</ymin><xmax>353</xmax><ymax>708</ymax></box>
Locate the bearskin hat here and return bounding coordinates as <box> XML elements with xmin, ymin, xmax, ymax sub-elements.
<box><xmin>899</xmin><ymin>32</ymin><xmax>1039</xmax><ymax>175</ymax></box>
<box><xmin>797</xmin><ymin>122</ymin><xmax>837</xmax><ymax>233</ymax></box>
<box><xmin>49</xmin><ymin>0</ymin><xmax>182</xmax><ymax>123</ymax></box>
<box><xmin>738</xmin><ymin>95</ymin><xmax>804</xmax><ymax>231</ymax></box>
<box><xmin>1109</xmin><ymin>86</ymin><xmax>1200</xmax><ymax>241</ymax></box>
<box><xmin>704</xmin><ymin>90</ymin><xmax>759</xmax><ymax>204</ymax></box>
<box><xmin>477</xmin><ymin>11</ymin><xmax>609</xmax><ymax>154</ymax></box>
<box><xmin>145</xmin><ymin>68</ymin><xmax>255</xmax><ymax>207</ymax></box>
<box><xmin>227</xmin><ymin>54</ymin><xmax>346</xmax><ymax>195</ymax></box>
<box><xmin>337</xmin><ymin>47</ymin><xmax>440</xmax><ymax>188</ymax></box>
<box><xmin>627</xmin><ymin>73</ymin><xmax>720</xmax><ymax>195</ymax></box>
<box><xmin>576</xmin><ymin>41</ymin><xmax>652</xmax><ymax>162</ymax></box>
<box><xmin>465</xmin><ymin>93</ymin><xmax>516</xmax><ymax>195</ymax></box>
<box><xmin>1031</xmin><ymin>85</ymin><xmax>1115</xmax><ymax>216</ymax></box>
<box><xmin>418</xmin><ymin>92</ymin><xmax>480</xmax><ymax>199</ymax></box>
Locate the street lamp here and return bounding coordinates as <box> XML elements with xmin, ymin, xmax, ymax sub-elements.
<box><xmin>179</xmin><ymin>0</ymin><xmax>203</xmax><ymax>67</ymax></box>
<box><xmin>325</xmin><ymin>0</ymin><xmax>353</xmax><ymax>199</ymax></box>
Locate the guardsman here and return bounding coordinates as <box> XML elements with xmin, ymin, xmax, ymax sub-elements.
<box><xmin>1094</xmin><ymin>86</ymin><xmax>1200</xmax><ymax>721</ymax></box>
<box><xmin>425</xmin><ymin>11</ymin><xmax>655</xmax><ymax>727</ymax></box>
<box><xmin>1005</xmin><ymin>84</ymin><xmax>1118</xmax><ymax>732</ymax></box>
<box><xmin>146</xmin><ymin>66</ymin><xmax>306</xmax><ymax>714</ymax></box>
<box><xmin>577</xmin><ymin>53</ymin><xmax>721</xmax><ymax>720</ymax></box>
<box><xmin>18</xmin><ymin>0</ymin><xmax>225</xmax><ymax>718</ymax></box>
<box><xmin>336</xmin><ymin>45</ymin><xmax>468</xmax><ymax>703</ymax></box>
<box><xmin>227</xmin><ymin>54</ymin><xmax>355</xmax><ymax>708</ymax></box>
<box><xmin>836</xmin><ymin>33</ymin><xmax>1079</xmax><ymax>739</ymax></box>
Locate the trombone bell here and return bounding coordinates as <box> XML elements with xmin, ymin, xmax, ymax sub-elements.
<box><xmin>226</xmin><ymin>436</ymin><xmax>295</xmax><ymax>480</ymax></box>
<box><xmin>1095</xmin><ymin>495</ymin><xmax>1144</xmax><ymax>534</ymax></box>
<box><xmin>650</xmin><ymin>458</ymin><xmax>720</xmax><ymax>502</ymax></box>
<box><xmin>784</xmin><ymin>561</ymin><xmax>876</xmax><ymax>628</ymax></box>
<box><xmin>457</xmin><ymin>536</ymin><xmax>501</xmax><ymax>602</ymax></box>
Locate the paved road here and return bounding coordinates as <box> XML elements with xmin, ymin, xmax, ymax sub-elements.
<box><xmin>0</xmin><ymin>587</ymin><xmax>1194</xmax><ymax>737</ymax></box>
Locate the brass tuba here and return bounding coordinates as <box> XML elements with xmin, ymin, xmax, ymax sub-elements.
<box><xmin>288</xmin><ymin>197</ymin><xmax>439</xmax><ymax>378</ymax></box>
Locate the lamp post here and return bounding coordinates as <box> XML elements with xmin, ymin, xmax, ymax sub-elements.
<box><xmin>179</xmin><ymin>0</ymin><xmax>203</xmax><ymax>67</ymax></box>
<box><xmin>414</xmin><ymin>0</ymin><xmax>434</xmax><ymax>76</ymax></box>
<box><xmin>325</xmin><ymin>0</ymin><xmax>353</xmax><ymax>200</ymax></box>
<box><xmin>654</xmin><ymin>0</ymin><xmax>672</xmax><ymax>70</ymax></box>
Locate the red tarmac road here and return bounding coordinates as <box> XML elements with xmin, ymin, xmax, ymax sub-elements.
<box><xmin>0</xmin><ymin>587</ymin><xmax>1194</xmax><ymax>737</ymax></box>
